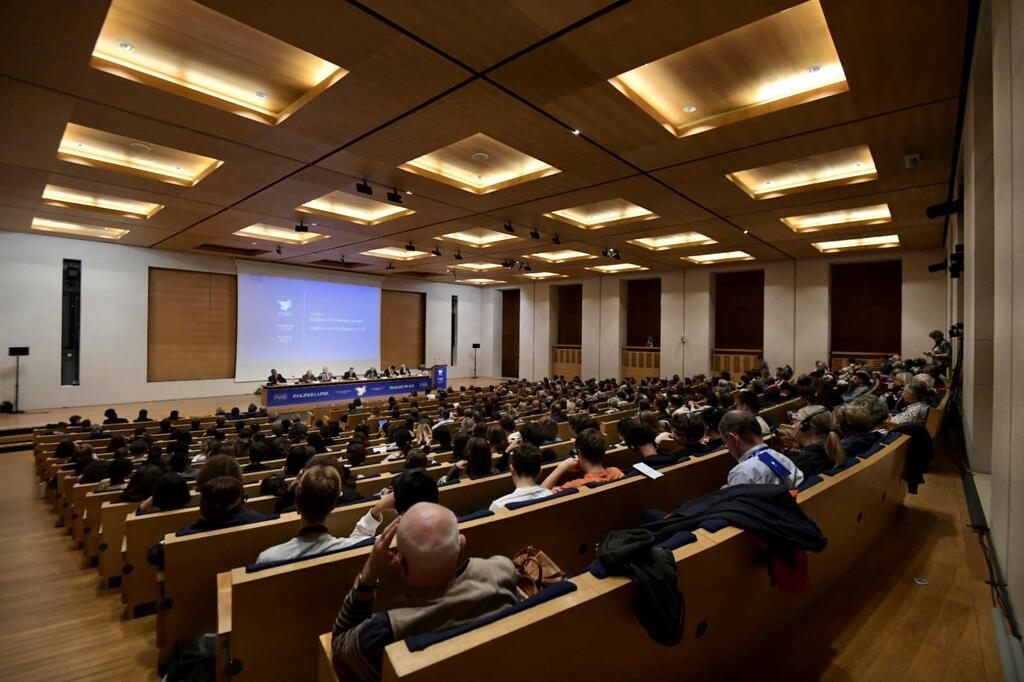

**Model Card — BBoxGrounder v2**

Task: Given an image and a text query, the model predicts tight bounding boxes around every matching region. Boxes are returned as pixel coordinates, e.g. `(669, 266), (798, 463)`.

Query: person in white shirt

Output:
(719, 410), (804, 489)
(489, 443), (552, 512)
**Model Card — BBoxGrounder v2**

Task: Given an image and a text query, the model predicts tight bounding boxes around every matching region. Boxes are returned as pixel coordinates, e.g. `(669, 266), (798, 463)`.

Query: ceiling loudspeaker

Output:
(926, 198), (963, 219)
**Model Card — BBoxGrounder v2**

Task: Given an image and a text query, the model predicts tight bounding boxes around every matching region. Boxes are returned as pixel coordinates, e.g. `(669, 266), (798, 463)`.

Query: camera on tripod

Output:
(949, 323), (964, 339)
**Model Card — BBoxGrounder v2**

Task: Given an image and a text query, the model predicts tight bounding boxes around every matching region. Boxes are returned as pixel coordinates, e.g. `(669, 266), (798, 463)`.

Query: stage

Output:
(262, 365), (448, 409)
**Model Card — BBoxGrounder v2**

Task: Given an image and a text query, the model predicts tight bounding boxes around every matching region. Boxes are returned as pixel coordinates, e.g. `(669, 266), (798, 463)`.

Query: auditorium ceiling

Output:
(0, 0), (969, 282)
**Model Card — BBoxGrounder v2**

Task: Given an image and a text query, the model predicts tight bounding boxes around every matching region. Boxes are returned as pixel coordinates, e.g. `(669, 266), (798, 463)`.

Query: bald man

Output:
(331, 503), (519, 681)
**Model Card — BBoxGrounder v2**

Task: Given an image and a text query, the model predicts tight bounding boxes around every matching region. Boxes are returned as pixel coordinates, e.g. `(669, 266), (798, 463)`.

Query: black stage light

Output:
(405, 241), (416, 252)
(431, 246), (442, 257)
(295, 220), (308, 233)
(504, 221), (515, 234)
(454, 250), (464, 261)
(275, 245), (282, 255)
(524, 264), (532, 272)
(356, 179), (373, 195)
(387, 188), (402, 203)
(553, 235), (561, 245)
(530, 228), (540, 240)
(386, 261), (395, 270)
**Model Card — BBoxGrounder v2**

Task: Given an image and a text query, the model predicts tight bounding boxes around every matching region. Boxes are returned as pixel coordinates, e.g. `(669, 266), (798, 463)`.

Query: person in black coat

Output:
(267, 369), (287, 384)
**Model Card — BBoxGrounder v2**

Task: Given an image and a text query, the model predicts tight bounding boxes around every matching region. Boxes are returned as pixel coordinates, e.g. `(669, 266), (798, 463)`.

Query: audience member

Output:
(489, 444), (553, 511)
(719, 410), (803, 488)
(542, 428), (623, 492)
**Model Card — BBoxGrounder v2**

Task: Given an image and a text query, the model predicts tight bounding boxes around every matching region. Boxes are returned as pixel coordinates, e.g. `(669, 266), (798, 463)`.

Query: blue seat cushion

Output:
(456, 509), (494, 523)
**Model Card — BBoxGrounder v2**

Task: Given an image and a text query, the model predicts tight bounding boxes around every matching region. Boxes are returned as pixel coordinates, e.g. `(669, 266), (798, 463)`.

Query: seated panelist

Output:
(300, 369), (317, 383)
(267, 369), (287, 385)
(342, 367), (358, 380)
(318, 366), (335, 382)
(365, 366), (380, 379)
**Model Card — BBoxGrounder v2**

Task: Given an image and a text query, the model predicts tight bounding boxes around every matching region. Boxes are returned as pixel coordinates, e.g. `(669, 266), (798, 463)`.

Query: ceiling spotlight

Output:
(743, 229), (750, 234)
(683, 105), (697, 113)
(613, 251), (622, 260)
(339, 254), (346, 263)
(553, 234), (561, 245)
(530, 228), (540, 240)
(405, 190), (413, 195)
(431, 246), (442, 257)
(387, 188), (402, 203)
(254, 91), (268, 100)
(275, 245), (283, 255)
(386, 261), (395, 270)
(504, 221), (515, 234)
(294, 220), (308, 233)
(118, 41), (135, 51)
(517, 262), (524, 270)
(524, 263), (532, 272)
(571, 128), (581, 135)
(454, 250), (464, 261)
(405, 241), (416, 252)
(601, 248), (609, 257)
(356, 179), (373, 195)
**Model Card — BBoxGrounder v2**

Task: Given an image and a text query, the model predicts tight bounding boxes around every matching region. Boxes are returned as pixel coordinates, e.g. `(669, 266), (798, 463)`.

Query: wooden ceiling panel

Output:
(490, 0), (967, 170)
(361, 0), (615, 70)
(0, 203), (182, 248)
(315, 80), (635, 213)
(651, 100), (957, 217)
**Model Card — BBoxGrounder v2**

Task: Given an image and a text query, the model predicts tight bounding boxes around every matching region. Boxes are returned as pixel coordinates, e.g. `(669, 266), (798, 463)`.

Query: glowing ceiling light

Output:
(360, 246), (435, 261)
(543, 198), (658, 230)
(523, 249), (597, 264)
(31, 217), (129, 240)
(627, 231), (717, 251)
(520, 271), (568, 280)
(41, 184), (164, 219)
(434, 228), (518, 248)
(781, 204), (892, 232)
(399, 133), (560, 194)
(682, 250), (755, 264)
(297, 191), (416, 225)
(233, 223), (329, 245)
(457, 278), (506, 285)
(451, 262), (503, 271)
(812, 234), (901, 253)
(585, 263), (649, 273)
(726, 145), (877, 199)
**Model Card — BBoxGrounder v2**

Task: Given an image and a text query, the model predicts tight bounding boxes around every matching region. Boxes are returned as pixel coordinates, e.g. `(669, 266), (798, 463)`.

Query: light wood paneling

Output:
(712, 349), (763, 374)
(147, 267), (236, 381)
(622, 346), (660, 379)
(551, 344), (582, 378)
(380, 289), (425, 369)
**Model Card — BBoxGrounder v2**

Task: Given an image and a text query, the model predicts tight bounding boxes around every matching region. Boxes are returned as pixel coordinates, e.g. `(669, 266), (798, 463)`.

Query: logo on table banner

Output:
(355, 385), (367, 396)
(277, 299), (292, 311)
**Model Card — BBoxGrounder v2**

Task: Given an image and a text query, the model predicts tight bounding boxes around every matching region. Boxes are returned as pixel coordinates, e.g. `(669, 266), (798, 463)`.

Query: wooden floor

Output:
(0, 377), (506, 430)
(0, 434), (1002, 681)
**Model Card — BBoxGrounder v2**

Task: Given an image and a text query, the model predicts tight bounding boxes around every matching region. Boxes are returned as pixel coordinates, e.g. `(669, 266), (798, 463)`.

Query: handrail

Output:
(551, 344), (582, 349)
(830, 350), (896, 357)
(712, 348), (763, 354)
(621, 346), (660, 351)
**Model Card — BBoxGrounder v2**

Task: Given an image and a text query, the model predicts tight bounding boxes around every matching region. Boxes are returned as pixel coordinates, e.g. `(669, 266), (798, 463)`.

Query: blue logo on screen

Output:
(277, 299), (292, 311)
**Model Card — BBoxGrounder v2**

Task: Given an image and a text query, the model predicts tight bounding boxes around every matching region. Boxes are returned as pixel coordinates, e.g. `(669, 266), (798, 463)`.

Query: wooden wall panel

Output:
(830, 261), (902, 355)
(714, 270), (765, 351)
(381, 289), (426, 369)
(625, 278), (661, 346)
(147, 268), (236, 381)
(554, 284), (583, 345)
(501, 289), (520, 378)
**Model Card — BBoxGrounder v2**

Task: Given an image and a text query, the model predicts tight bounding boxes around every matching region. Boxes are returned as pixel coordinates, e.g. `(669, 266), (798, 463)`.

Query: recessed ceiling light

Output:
(585, 262), (649, 273)
(57, 123), (223, 187)
(544, 198), (658, 230)
(297, 191), (416, 225)
(41, 184), (164, 219)
(31, 217), (130, 240)
(523, 249), (596, 264)
(471, 152), (490, 161)
(683, 105), (697, 113)
(434, 228), (518, 248)
(521, 271), (568, 280)
(234, 223), (329, 245)
(399, 133), (560, 194)
(452, 262), (502, 271)
(608, 0), (847, 138)
(91, 0), (348, 126)
(812, 234), (901, 253)
(682, 250), (755, 264)
(781, 203), (892, 232)
(571, 129), (581, 135)
(457, 278), (506, 286)
(626, 231), (717, 251)
(361, 246), (435, 262)
(726, 145), (878, 199)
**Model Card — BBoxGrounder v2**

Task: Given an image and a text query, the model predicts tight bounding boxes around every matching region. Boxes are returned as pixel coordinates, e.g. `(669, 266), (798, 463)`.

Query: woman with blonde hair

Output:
(782, 404), (847, 477)
(412, 418), (433, 446)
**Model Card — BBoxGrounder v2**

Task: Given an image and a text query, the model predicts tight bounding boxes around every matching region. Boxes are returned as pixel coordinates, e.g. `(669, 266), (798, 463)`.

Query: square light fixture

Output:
(399, 133), (560, 195)
(523, 249), (597, 264)
(30, 217), (129, 240)
(726, 145), (877, 200)
(520, 271), (568, 280)
(457, 278), (506, 286)
(812, 234), (900, 253)
(41, 184), (164, 219)
(585, 262), (649, 273)
(682, 250), (755, 264)
(781, 203), (892, 233)
(90, 0), (347, 125)
(609, 0), (847, 138)
(57, 123), (223, 187)
(627, 231), (717, 251)
(360, 246), (435, 262)
(234, 223), (330, 245)
(434, 228), (519, 248)
(451, 262), (502, 271)
(543, 198), (658, 230)
(297, 191), (415, 225)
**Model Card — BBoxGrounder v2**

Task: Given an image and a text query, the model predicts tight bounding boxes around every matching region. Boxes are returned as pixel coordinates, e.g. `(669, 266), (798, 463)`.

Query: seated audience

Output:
(719, 410), (804, 488)
(842, 371), (874, 402)
(138, 472), (192, 513)
(889, 380), (932, 425)
(780, 406), (847, 477)
(489, 444), (553, 511)
(331, 503), (519, 681)
(542, 428), (623, 492)
(134, 409), (150, 423)
(243, 441), (272, 472)
(119, 464), (164, 503)
(96, 456), (133, 492)
(103, 408), (128, 424)
(834, 402), (884, 457)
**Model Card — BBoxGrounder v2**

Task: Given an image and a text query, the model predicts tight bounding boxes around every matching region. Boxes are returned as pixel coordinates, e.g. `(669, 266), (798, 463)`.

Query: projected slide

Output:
(235, 268), (380, 382)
